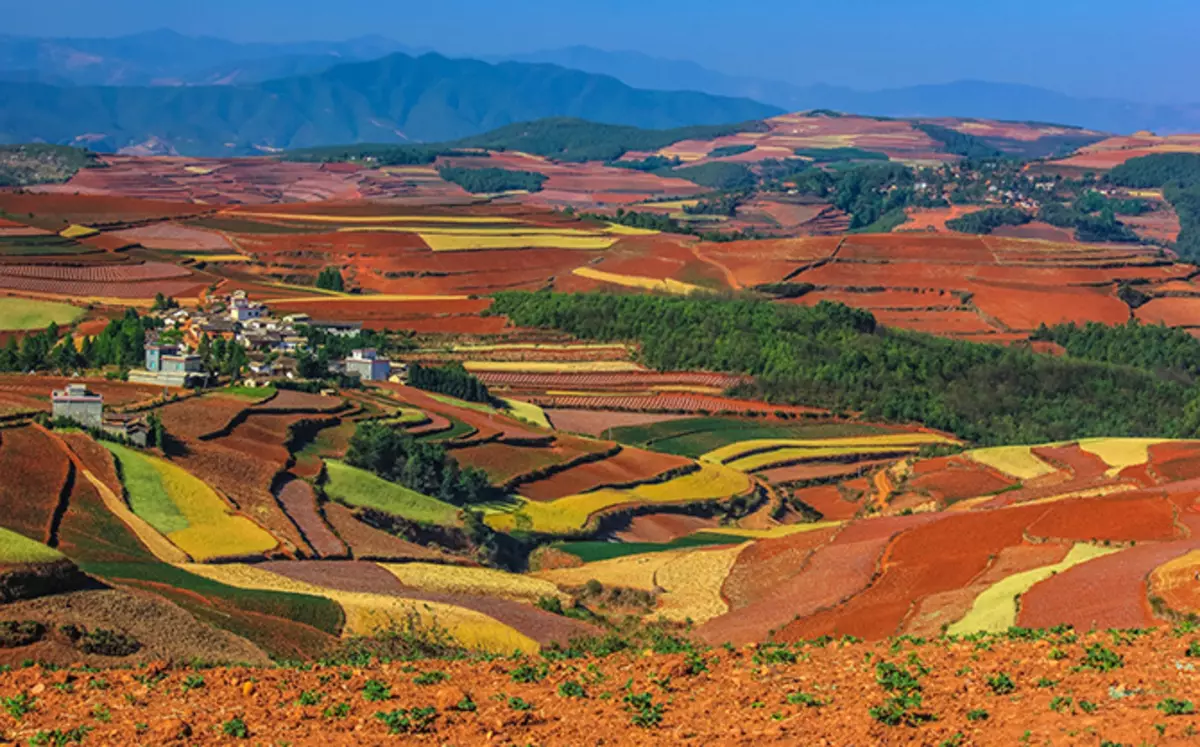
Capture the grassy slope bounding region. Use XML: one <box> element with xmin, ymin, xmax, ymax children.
<box><xmin>555</xmin><ymin>532</ymin><xmax>748</xmax><ymax>562</ymax></box>
<box><xmin>0</xmin><ymin>526</ymin><xmax>66</xmax><ymax>564</ymax></box>
<box><xmin>609</xmin><ymin>417</ymin><xmax>896</xmax><ymax>458</ymax></box>
<box><xmin>0</xmin><ymin>297</ymin><xmax>83</xmax><ymax>330</ymax></box>
<box><xmin>323</xmin><ymin>460</ymin><xmax>460</xmax><ymax>527</ymax></box>
<box><xmin>103</xmin><ymin>443</ymin><xmax>189</xmax><ymax>535</ymax></box>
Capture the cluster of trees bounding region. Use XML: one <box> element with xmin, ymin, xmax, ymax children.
<box><xmin>671</xmin><ymin>162</ymin><xmax>756</xmax><ymax>192</ymax></box>
<box><xmin>344</xmin><ymin>421</ymin><xmax>496</xmax><ymax>507</ymax></box>
<box><xmin>196</xmin><ymin>335</ymin><xmax>249</xmax><ymax>378</ymax></box>
<box><xmin>491</xmin><ymin>291</ymin><xmax>1199</xmax><ymax>445</ymax></box>
<box><xmin>708</xmin><ymin>144</ymin><xmax>755</xmax><ymax>159</ymax></box>
<box><xmin>437</xmin><ymin>166</ymin><xmax>547</xmax><ymax>194</ymax></box>
<box><xmin>407</xmin><ymin>363</ymin><xmax>494</xmax><ymax>404</ymax></box>
<box><xmin>916</xmin><ymin>124</ymin><xmax>1005</xmax><ymax>160</ymax></box>
<box><xmin>1108</xmin><ymin>153</ymin><xmax>1200</xmax><ymax>260</ymax></box>
<box><xmin>0</xmin><ymin>310</ymin><xmax>159</xmax><ymax>374</ymax></box>
<box><xmin>946</xmin><ymin>207</ymin><xmax>1031</xmax><ymax>234</ymax></box>
<box><xmin>315</xmin><ymin>267</ymin><xmax>345</xmax><ymax>291</ymax></box>
<box><xmin>283</xmin><ymin>144</ymin><xmax>471</xmax><ymax>165</ymax></box>
<box><xmin>584</xmin><ymin>208</ymin><xmax>765</xmax><ymax>243</ymax></box>
<box><xmin>1032</xmin><ymin>319</ymin><xmax>1200</xmax><ymax>378</ymax></box>
<box><xmin>611</xmin><ymin>155</ymin><xmax>680</xmax><ymax>172</ymax></box>
<box><xmin>794</xmin><ymin>147</ymin><xmax>889</xmax><ymax>163</ymax></box>
<box><xmin>293</xmin><ymin>327</ymin><xmax>408</xmax><ymax>380</ymax></box>
<box><xmin>449</xmin><ymin>118</ymin><xmax>769</xmax><ymax>163</ymax></box>
<box><xmin>1038</xmin><ymin>201</ymin><xmax>1140</xmax><ymax>243</ymax></box>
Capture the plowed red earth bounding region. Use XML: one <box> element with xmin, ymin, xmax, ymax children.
<box><xmin>517</xmin><ymin>447</ymin><xmax>690</xmax><ymax>501</ymax></box>
<box><xmin>1026</xmin><ymin>493</ymin><xmax>1182</xmax><ymax>543</ymax></box>
<box><xmin>2</xmin><ymin>629</ymin><xmax>1195</xmax><ymax>745</ymax></box>
<box><xmin>903</xmin><ymin>456</ymin><xmax>1016</xmax><ymax>505</ymax></box>
<box><xmin>322</xmin><ymin>502</ymin><xmax>453</xmax><ymax>561</ymax></box>
<box><xmin>0</xmin><ymin>426</ymin><xmax>71</xmax><ymax>542</ymax></box>
<box><xmin>275</xmin><ymin>477</ymin><xmax>347</xmax><ymax>559</ymax></box>
<box><xmin>789</xmin><ymin>485</ymin><xmax>862</xmax><ymax>521</ymax></box>
<box><xmin>543</xmin><ymin>409</ymin><xmax>685</xmax><ymax>436</ymax></box>
<box><xmin>614</xmin><ymin>514</ymin><xmax>721</xmax><ymax>543</ymax></box>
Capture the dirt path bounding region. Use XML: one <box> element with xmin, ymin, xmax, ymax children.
<box><xmin>689</xmin><ymin>243</ymin><xmax>741</xmax><ymax>291</ymax></box>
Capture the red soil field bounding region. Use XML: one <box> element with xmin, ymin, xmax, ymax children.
<box><xmin>786</xmin><ymin>288</ymin><xmax>961</xmax><ymax>310</ymax></box>
<box><xmin>379</xmin><ymin>384</ymin><xmax>543</xmax><ymax>443</ymax></box>
<box><xmin>0</xmin><ymin>376</ymin><xmax>168</xmax><ymax>409</ymax></box>
<box><xmin>1136</xmin><ymin>297</ymin><xmax>1200</xmax><ymax>327</ymax></box>
<box><xmin>453</xmin><ymin>438</ymin><xmax>605</xmax><ymax>486</ymax></box>
<box><xmin>991</xmin><ymin>222</ymin><xmax>1077</xmax><ymax>242</ymax></box>
<box><xmin>873</xmin><ymin>309</ymin><xmax>997</xmax><ymax>335</ymax></box>
<box><xmin>1017</xmin><ymin>541</ymin><xmax>1200</xmax><ymax>630</ymax></box>
<box><xmin>904</xmin><ymin>457</ymin><xmax>1016</xmax><ymax>505</ymax></box>
<box><xmin>58</xmin><ymin>432</ymin><xmax>122</xmax><ymax>498</ymax></box>
<box><xmin>899</xmin><ymin>206</ymin><xmax>983</xmax><ymax>233</ymax></box>
<box><xmin>323</xmin><ymin>502</ymin><xmax>454</xmax><ymax>561</ymax></box>
<box><xmin>110</xmin><ymin>223</ymin><xmax>236</xmax><ymax>252</ymax></box>
<box><xmin>789</xmin><ymin>484</ymin><xmax>865</xmax><ymax>521</ymax></box>
<box><xmin>758</xmin><ymin>460</ymin><xmax>893</xmax><ymax>486</ymax></box>
<box><xmin>274</xmin><ymin>476</ymin><xmax>348</xmax><ymax>559</ymax></box>
<box><xmin>0</xmin><ymin>262</ymin><xmax>192</xmax><ymax>283</ymax></box>
<box><xmin>475</xmin><ymin>371</ymin><xmax>744</xmax><ymax>390</ymax></box>
<box><xmin>721</xmin><ymin>525</ymin><xmax>840</xmax><ymax>611</ymax></box>
<box><xmin>613</xmin><ymin>513</ymin><xmax>721</xmax><ymax>543</ymax></box>
<box><xmin>1031</xmin><ymin>443</ymin><xmax>1111</xmax><ymax>482</ymax></box>
<box><xmin>839</xmin><ymin>234</ymin><xmax>995</xmax><ymax>263</ymax></box>
<box><xmin>0</xmin><ymin>193</ymin><xmax>208</xmax><ymax>226</ymax></box>
<box><xmin>0</xmin><ymin>425</ymin><xmax>70</xmax><ymax>543</ymax></box>
<box><xmin>530</xmin><ymin>393</ymin><xmax>825</xmax><ymax>416</ymax></box>
<box><xmin>1026</xmin><ymin>493</ymin><xmax>1181</xmax><ymax>543</ymax></box>
<box><xmin>517</xmin><ymin>446</ymin><xmax>690</xmax><ymax>501</ymax></box>
<box><xmin>778</xmin><ymin>505</ymin><xmax>1049</xmax><ymax>641</ymax></box>
<box><xmin>156</xmin><ymin>395</ymin><xmax>253</xmax><ymax>441</ymax></box>
<box><xmin>969</xmin><ymin>282</ymin><xmax>1129</xmax><ymax>330</ymax></box>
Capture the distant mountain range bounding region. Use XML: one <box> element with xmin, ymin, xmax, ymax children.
<box><xmin>0</xmin><ymin>51</ymin><xmax>780</xmax><ymax>155</ymax></box>
<box><xmin>501</xmin><ymin>46</ymin><xmax>1200</xmax><ymax>135</ymax></box>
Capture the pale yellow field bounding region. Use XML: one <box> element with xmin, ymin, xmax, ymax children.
<box><xmin>572</xmin><ymin>266</ymin><xmax>703</xmax><ymax>295</ymax></box>
<box><xmin>500</xmin><ymin>398</ymin><xmax>552</xmax><ymax>429</ymax></box>
<box><xmin>948</xmin><ymin>483</ymin><xmax>1133</xmax><ymax>512</ymax></box>
<box><xmin>702</xmin><ymin>433</ymin><xmax>957</xmax><ymax>465</ymax></box>
<box><xmin>421</xmin><ymin>234</ymin><xmax>619</xmax><ymax>251</ymax></box>
<box><xmin>947</xmin><ymin>543</ymin><xmax>1119</xmax><ymax>635</ymax></box>
<box><xmin>229</xmin><ymin>212</ymin><xmax>517</xmax><ymax>224</ymax></box>
<box><xmin>705</xmin><ymin>522</ymin><xmax>842</xmax><ymax>539</ymax></box>
<box><xmin>634</xmin><ymin>199</ymin><xmax>699</xmax><ymax>210</ymax></box>
<box><xmin>153</xmin><ymin>458</ymin><xmax>278</xmax><ymax>560</ymax></box>
<box><xmin>655</xmin><ymin>544</ymin><xmax>748</xmax><ymax>623</ymax></box>
<box><xmin>181</xmin><ymin>564</ymin><xmax>537</xmax><ymax>653</ymax></box>
<box><xmin>604</xmin><ymin>223</ymin><xmax>660</xmax><ymax>236</ymax></box>
<box><xmin>964</xmin><ymin>445</ymin><xmax>1059</xmax><ymax>480</ymax></box>
<box><xmin>1150</xmin><ymin>549</ymin><xmax>1200</xmax><ymax>605</ymax></box>
<box><xmin>490</xmin><ymin>462</ymin><xmax>752</xmax><ymax>535</ymax></box>
<box><xmin>184</xmin><ymin>166</ymin><xmax>217</xmax><ymax>175</ymax></box>
<box><xmin>184</xmin><ymin>254</ymin><xmax>249</xmax><ymax>262</ymax></box>
<box><xmin>650</xmin><ymin>385</ymin><xmax>724</xmax><ymax>394</ymax></box>
<box><xmin>534</xmin><ymin>550</ymin><xmax>679</xmax><ymax>591</ymax></box>
<box><xmin>59</xmin><ymin>224</ymin><xmax>98</xmax><ymax>239</ymax></box>
<box><xmin>376</xmin><ymin>563</ymin><xmax>567</xmax><ymax>605</ymax></box>
<box><xmin>1077</xmin><ymin>437</ymin><xmax>1173</xmax><ymax>477</ymax></box>
<box><xmin>463</xmin><ymin>360</ymin><xmax>643</xmax><ymax>373</ymax></box>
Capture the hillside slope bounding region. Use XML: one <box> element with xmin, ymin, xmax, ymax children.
<box><xmin>0</xmin><ymin>53</ymin><xmax>781</xmax><ymax>156</ymax></box>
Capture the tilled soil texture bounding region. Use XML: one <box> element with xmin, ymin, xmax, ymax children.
<box><xmin>0</xmin><ymin>628</ymin><xmax>1196</xmax><ymax>745</ymax></box>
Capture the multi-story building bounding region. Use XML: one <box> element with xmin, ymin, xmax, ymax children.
<box><xmin>51</xmin><ymin>383</ymin><xmax>104</xmax><ymax>429</ymax></box>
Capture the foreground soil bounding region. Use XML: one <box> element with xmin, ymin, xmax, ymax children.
<box><xmin>1</xmin><ymin>628</ymin><xmax>1198</xmax><ymax>745</ymax></box>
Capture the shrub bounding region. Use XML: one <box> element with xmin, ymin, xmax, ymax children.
<box><xmin>966</xmin><ymin>708</ymin><xmax>989</xmax><ymax>721</ymax></box>
<box><xmin>536</xmin><ymin>596</ymin><xmax>565</xmax><ymax>615</ymax></box>
<box><xmin>1157</xmin><ymin>698</ymin><xmax>1196</xmax><ymax>716</ymax></box>
<box><xmin>786</xmin><ymin>691</ymin><xmax>824</xmax><ymax>708</ymax></box>
<box><xmin>624</xmin><ymin>691</ymin><xmax>664</xmax><ymax>728</ymax></box>
<box><xmin>361</xmin><ymin>679</ymin><xmax>392</xmax><ymax>702</ymax></box>
<box><xmin>510</xmin><ymin>662</ymin><xmax>548</xmax><ymax>684</ymax></box>
<box><xmin>298</xmin><ymin>690</ymin><xmax>322</xmax><ymax>706</ymax></box>
<box><xmin>413</xmin><ymin>671</ymin><xmax>448</xmax><ymax>686</ymax></box>
<box><xmin>0</xmin><ymin>621</ymin><xmax>45</xmax><ymax>648</ymax></box>
<box><xmin>181</xmin><ymin>674</ymin><xmax>205</xmax><ymax>693</ymax></box>
<box><xmin>508</xmin><ymin>696</ymin><xmax>533</xmax><ymax>711</ymax></box>
<box><xmin>987</xmin><ymin>672</ymin><xmax>1016</xmax><ymax>695</ymax></box>
<box><xmin>1078</xmin><ymin>644</ymin><xmax>1123</xmax><ymax>672</ymax></box>
<box><xmin>374</xmin><ymin>706</ymin><xmax>437</xmax><ymax>734</ymax></box>
<box><xmin>558</xmin><ymin>680</ymin><xmax>587</xmax><ymax>698</ymax></box>
<box><xmin>2</xmin><ymin>692</ymin><xmax>35</xmax><ymax>720</ymax></box>
<box><xmin>59</xmin><ymin>625</ymin><xmax>141</xmax><ymax>657</ymax></box>
<box><xmin>222</xmin><ymin>717</ymin><xmax>248</xmax><ymax>739</ymax></box>
<box><xmin>1186</xmin><ymin>640</ymin><xmax>1200</xmax><ymax>657</ymax></box>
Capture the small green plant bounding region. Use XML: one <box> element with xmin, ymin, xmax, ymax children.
<box><xmin>453</xmin><ymin>695</ymin><xmax>477</xmax><ymax>712</ymax></box>
<box><xmin>869</xmin><ymin>658</ymin><xmax>935</xmax><ymax>727</ymax></box>
<box><xmin>785</xmin><ymin>691</ymin><xmax>824</xmax><ymax>708</ymax></box>
<box><xmin>558</xmin><ymin>680</ymin><xmax>587</xmax><ymax>698</ymax></box>
<box><xmin>322</xmin><ymin>702</ymin><xmax>351</xmax><ymax>720</ymax></box>
<box><xmin>413</xmin><ymin>670</ymin><xmax>448</xmax><ymax>686</ymax></box>
<box><xmin>92</xmin><ymin>704</ymin><xmax>111</xmax><ymax>723</ymax></box>
<box><xmin>223</xmin><ymin>717</ymin><xmax>249</xmax><ymax>739</ymax></box>
<box><xmin>684</xmin><ymin>649</ymin><xmax>709</xmax><ymax>676</ymax></box>
<box><xmin>753</xmin><ymin>643</ymin><xmax>797</xmax><ymax>665</ymax></box>
<box><xmin>1036</xmin><ymin>677</ymin><xmax>1058</xmax><ymax>688</ymax></box>
<box><xmin>362</xmin><ymin>679</ymin><xmax>392</xmax><ymax>702</ymax></box>
<box><xmin>509</xmin><ymin>662</ymin><xmax>548</xmax><ymax>684</ymax></box>
<box><xmin>87</xmin><ymin>678</ymin><xmax>109</xmax><ymax>691</ymax></box>
<box><xmin>1047</xmin><ymin>647</ymin><xmax>1068</xmax><ymax>660</ymax></box>
<box><xmin>940</xmin><ymin>734</ymin><xmax>965</xmax><ymax>747</ymax></box>
<box><xmin>1158</xmin><ymin>698</ymin><xmax>1197</xmax><ymax>716</ymax></box>
<box><xmin>28</xmin><ymin>726</ymin><xmax>92</xmax><ymax>746</ymax></box>
<box><xmin>536</xmin><ymin>596</ymin><xmax>565</xmax><ymax>615</ymax></box>
<box><xmin>508</xmin><ymin>696</ymin><xmax>533</xmax><ymax>711</ymax></box>
<box><xmin>1077</xmin><ymin>643</ymin><xmax>1123</xmax><ymax>672</ymax></box>
<box><xmin>954</xmin><ymin>665</ymin><xmax>972</xmax><ymax>676</ymax></box>
<box><xmin>1186</xmin><ymin>640</ymin><xmax>1200</xmax><ymax>657</ymax></box>
<box><xmin>181</xmin><ymin>674</ymin><xmax>205</xmax><ymax>692</ymax></box>
<box><xmin>1078</xmin><ymin>699</ymin><xmax>1098</xmax><ymax>714</ymax></box>
<box><xmin>624</xmin><ymin>691</ymin><xmax>664</xmax><ymax>728</ymax></box>
<box><xmin>298</xmin><ymin>690</ymin><xmax>322</xmax><ymax>707</ymax></box>
<box><xmin>1049</xmin><ymin>696</ymin><xmax>1073</xmax><ymax>713</ymax></box>
<box><xmin>2</xmin><ymin>693</ymin><xmax>35</xmax><ymax>720</ymax></box>
<box><xmin>374</xmin><ymin>707</ymin><xmax>436</xmax><ymax>735</ymax></box>
<box><xmin>966</xmin><ymin>708</ymin><xmax>989</xmax><ymax>721</ymax></box>
<box><xmin>987</xmin><ymin>672</ymin><xmax>1016</xmax><ymax>695</ymax></box>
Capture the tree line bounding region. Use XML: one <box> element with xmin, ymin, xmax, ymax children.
<box><xmin>344</xmin><ymin>421</ymin><xmax>497</xmax><ymax>507</ymax></box>
<box><xmin>1108</xmin><ymin>153</ymin><xmax>1200</xmax><ymax>260</ymax></box>
<box><xmin>489</xmin><ymin>291</ymin><xmax>1198</xmax><ymax>445</ymax></box>
<box><xmin>407</xmin><ymin>363</ymin><xmax>494</xmax><ymax>405</ymax></box>
<box><xmin>437</xmin><ymin>166</ymin><xmax>547</xmax><ymax>194</ymax></box>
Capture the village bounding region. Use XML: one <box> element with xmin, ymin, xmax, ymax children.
<box><xmin>50</xmin><ymin>289</ymin><xmax>402</xmax><ymax>443</ymax></box>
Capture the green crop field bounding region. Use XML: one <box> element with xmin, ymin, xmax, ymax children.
<box><xmin>0</xmin><ymin>235</ymin><xmax>91</xmax><ymax>256</ymax></box>
<box><xmin>608</xmin><ymin>417</ymin><xmax>895</xmax><ymax>458</ymax></box>
<box><xmin>103</xmin><ymin>443</ymin><xmax>189</xmax><ymax>534</ymax></box>
<box><xmin>555</xmin><ymin>532</ymin><xmax>749</xmax><ymax>562</ymax></box>
<box><xmin>0</xmin><ymin>297</ymin><xmax>84</xmax><ymax>330</ymax></box>
<box><xmin>418</xmin><ymin>415</ymin><xmax>476</xmax><ymax>442</ymax></box>
<box><xmin>323</xmin><ymin>460</ymin><xmax>461</xmax><ymax>527</ymax></box>
<box><xmin>0</xmin><ymin>526</ymin><xmax>66</xmax><ymax>564</ymax></box>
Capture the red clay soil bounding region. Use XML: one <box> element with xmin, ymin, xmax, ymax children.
<box><xmin>1026</xmin><ymin>493</ymin><xmax>1183</xmax><ymax>543</ymax></box>
<box><xmin>721</xmin><ymin>526</ymin><xmax>840</xmax><ymax>612</ymax></box>
<box><xmin>904</xmin><ymin>456</ymin><xmax>1016</xmax><ymax>505</ymax></box>
<box><xmin>902</xmin><ymin>541</ymin><xmax>1074</xmax><ymax>637</ymax></box>
<box><xmin>757</xmin><ymin>459</ymin><xmax>892</xmax><ymax>486</ymax></box>
<box><xmin>1137</xmin><ymin>296</ymin><xmax>1200</xmax><ymax>328</ymax></box>
<box><xmin>0</xmin><ymin>376</ymin><xmax>167</xmax><ymax>409</ymax></box>
<box><xmin>322</xmin><ymin>503</ymin><xmax>456</xmax><ymax>562</ymax></box>
<box><xmin>274</xmin><ymin>476</ymin><xmax>348</xmax><ymax>559</ymax></box>
<box><xmin>2</xmin><ymin>628</ymin><xmax>1195</xmax><ymax>745</ymax></box>
<box><xmin>613</xmin><ymin>514</ymin><xmax>722</xmax><ymax>543</ymax></box>
<box><xmin>156</xmin><ymin>395</ymin><xmax>253</xmax><ymax>440</ymax></box>
<box><xmin>544</xmin><ymin>409</ymin><xmax>686</xmax><ymax>436</ymax></box>
<box><xmin>0</xmin><ymin>426</ymin><xmax>71</xmax><ymax>543</ymax></box>
<box><xmin>968</xmin><ymin>282</ymin><xmax>1130</xmax><ymax>331</ymax></box>
<box><xmin>778</xmin><ymin>505</ymin><xmax>1050</xmax><ymax>641</ymax></box>
<box><xmin>789</xmin><ymin>485</ymin><xmax>862</xmax><ymax>521</ymax></box>
<box><xmin>517</xmin><ymin>447</ymin><xmax>691</xmax><ymax>502</ymax></box>
<box><xmin>1018</xmin><ymin>540</ymin><xmax>1200</xmax><ymax>630</ymax></box>
<box><xmin>453</xmin><ymin>436</ymin><xmax>613</xmax><ymax>486</ymax></box>
<box><xmin>261</xmin><ymin>561</ymin><xmax>599</xmax><ymax>646</ymax></box>
<box><xmin>58</xmin><ymin>431</ymin><xmax>122</xmax><ymax>498</ymax></box>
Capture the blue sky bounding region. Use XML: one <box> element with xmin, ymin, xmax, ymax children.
<box><xmin>5</xmin><ymin>0</ymin><xmax>1196</xmax><ymax>103</ymax></box>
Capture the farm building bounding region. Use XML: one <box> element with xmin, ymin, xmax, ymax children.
<box><xmin>345</xmin><ymin>348</ymin><xmax>391</xmax><ymax>381</ymax></box>
<box><xmin>51</xmin><ymin>383</ymin><xmax>103</xmax><ymax>429</ymax></box>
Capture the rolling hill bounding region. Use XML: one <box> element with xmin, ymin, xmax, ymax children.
<box><xmin>0</xmin><ymin>52</ymin><xmax>782</xmax><ymax>156</ymax></box>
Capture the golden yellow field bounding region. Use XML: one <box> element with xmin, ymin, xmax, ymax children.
<box><xmin>534</xmin><ymin>550</ymin><xmax>678</xmax><ymax>591</ymax></box>
<box><xmin>181</xmin><ymin>564</ymin><xmax>537</xmax><ymax>653</ymax></box>
<box><xmin>185</xmin><ymin>254</ymin><xmax>249</xmax><ymax>262</ymax></box>
<box><xmin>420</xmin><ymin>234</ymin><xmax>619</xmax><ymax>251</ymax></box>
<box><xmin>499</xmin><ymin>398</ymin><xmax>552</xmax><ymax>429</ymax></box>
<box><xmin>1076</xmin><ymin>437</ymin><xmax>1173</xmax><ymax>476</ymax></box>
<box><xmin>947</xmin><ymin>544</ymin><xmax>1118</xmax><ymax>635</ymax></box>
<box><xmin>153</xmin><ymin>458</ymin><xmax>277</xmax><ymax>560</ymax></box>
<box><xmin>965</xmin><ymin>445</ymin><xmax>1059</xmax><ymax>480</ymax></box>
<box><xmin>634</xmin><ymin>199</ymin><xmax>699</xmax><ymax>210</ymax></box>
<box><xmin>59</xmin><ymin>224</ymin><xmax>98</xmax><ymax>239</ymax></box>
<box><xmin>702</xmin><ymin>433</ymin><xmax>956</xmax><ymax>465</ymax></box>
<box><xmin>228</xmin><ymin>212</ymin><xmax>517</xmax><ymax>225</ymax></box>
<box><xmin>463</xmin><ymin>361</ymin><xmax>643</xmax><ymax>373</ymax></box>
<box><xmin>490</xmin><ymin>462</ymin><xmax>752</xmax><ymax>535</ymax></box>
<box><xmin>184</xmin><ymin>166</ymin><xmax>217</xmax><ymax>175</ymax></box>
<box><xmin>654</xmin><ymin>545</ymin><xmax>748</xmax><ymax>623</ymax></box>
<box><xmin>376</xmin><ymin>563</ymin><xmax>567</xmax><ymax>605</ymax></box>
<box><xmin>572</xmin><ymin>266</ymin><xmax>703</xmax><ymax>295</ymax></box>
<box><xmin>705</xmin><ymin>522</ymin><xmax>841</xmax><ymax>539</ymax></box>
<box><xmin>725</xmin><ymin>445</ymin><xmax>919</xmax><ymax>473</ymax></box>
<box><xmin>604</xmin><ymin>223</ymin><xmax>660</xmax><ymax>236</ymax></box>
